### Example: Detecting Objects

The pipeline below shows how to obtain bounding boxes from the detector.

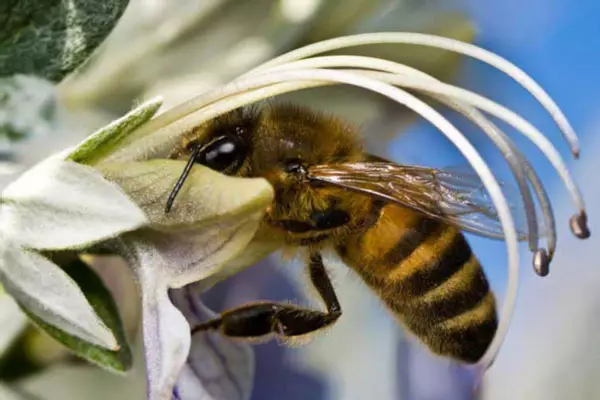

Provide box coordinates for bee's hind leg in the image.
[191,253,342,338]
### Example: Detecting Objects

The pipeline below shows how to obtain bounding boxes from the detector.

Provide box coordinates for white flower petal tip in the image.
[110,32,587,373]
[172,285,254,400]
[0,241,118,350]
[0,154,149,250]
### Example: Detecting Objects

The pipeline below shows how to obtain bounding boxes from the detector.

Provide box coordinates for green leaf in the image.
[21,257,132,373]
[0,0,130,82]
[67,97,162,165]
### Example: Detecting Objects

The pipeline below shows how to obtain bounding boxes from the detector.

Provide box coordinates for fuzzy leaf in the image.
[0,0,130,82]
[67,97,163,165]
[22,258,132,372]
[0,153,148,250]
[0,241,117,350]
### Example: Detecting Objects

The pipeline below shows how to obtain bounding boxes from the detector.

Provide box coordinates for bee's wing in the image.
[308,161,535,241]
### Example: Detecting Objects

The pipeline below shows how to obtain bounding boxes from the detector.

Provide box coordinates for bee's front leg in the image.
[192,253,342,338]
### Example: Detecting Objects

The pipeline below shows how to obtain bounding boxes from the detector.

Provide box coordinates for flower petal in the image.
[0,154,148,250]
[23,258,133,372]
[0,241,117,350]
[137,274,190,400]
[116,161,271,399]
[171,285,254,400]
[98,160,273,230]
[123,215,263,399]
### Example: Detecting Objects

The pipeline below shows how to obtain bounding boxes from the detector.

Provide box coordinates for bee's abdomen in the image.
[337,205,497,363]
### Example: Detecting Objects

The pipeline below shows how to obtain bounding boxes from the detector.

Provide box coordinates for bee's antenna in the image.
[165,146,201,213]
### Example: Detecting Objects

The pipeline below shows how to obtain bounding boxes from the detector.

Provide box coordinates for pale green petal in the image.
[0,154,148,250]
[0,241,117,350]
[98,160,273,231]
[111,159,273,399]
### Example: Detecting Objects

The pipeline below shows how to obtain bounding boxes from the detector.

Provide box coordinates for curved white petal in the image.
[171,285,254,400]
[123,217,260,400]
[117,162,271,399]
[138,276,190,400]
[0,240,118,350]
[0,154,148,250]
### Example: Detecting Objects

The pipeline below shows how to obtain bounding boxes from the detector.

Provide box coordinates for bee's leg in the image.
[191,253,342,338]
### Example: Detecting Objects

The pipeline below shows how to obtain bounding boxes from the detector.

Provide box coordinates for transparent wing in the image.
[309,161,538,241]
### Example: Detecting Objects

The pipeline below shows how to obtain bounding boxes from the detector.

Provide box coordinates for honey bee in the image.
[166,104,524,363]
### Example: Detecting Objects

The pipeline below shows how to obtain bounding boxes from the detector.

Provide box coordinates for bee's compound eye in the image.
[198,135,246,172]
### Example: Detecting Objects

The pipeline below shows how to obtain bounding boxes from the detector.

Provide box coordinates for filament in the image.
[257,55,584,218]
[248,32,579,157]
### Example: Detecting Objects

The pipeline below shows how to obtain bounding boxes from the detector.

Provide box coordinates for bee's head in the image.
[170,104,370,244]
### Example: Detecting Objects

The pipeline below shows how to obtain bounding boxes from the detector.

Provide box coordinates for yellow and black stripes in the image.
[383,217,443,267]
[336,204,497,363]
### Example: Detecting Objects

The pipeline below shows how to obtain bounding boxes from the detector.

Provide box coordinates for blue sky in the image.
[390,0,600,287]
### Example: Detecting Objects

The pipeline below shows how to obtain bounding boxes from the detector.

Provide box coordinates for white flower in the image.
[0,97,273,398]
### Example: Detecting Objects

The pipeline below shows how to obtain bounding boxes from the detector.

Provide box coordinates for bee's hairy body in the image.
[171,104,497,363]
[337,205,497,362]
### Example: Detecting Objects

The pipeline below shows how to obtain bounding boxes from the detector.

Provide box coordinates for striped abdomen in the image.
[336,204,497,363]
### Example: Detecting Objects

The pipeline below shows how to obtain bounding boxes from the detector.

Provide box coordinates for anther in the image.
[532,249,550,277]
[569,211,591,239]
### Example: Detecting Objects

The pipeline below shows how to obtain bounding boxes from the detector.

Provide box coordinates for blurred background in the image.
[1,0,599,399]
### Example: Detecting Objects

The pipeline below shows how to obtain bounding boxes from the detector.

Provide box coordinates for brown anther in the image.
[533,249,550,277]
[569,211,591,239]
